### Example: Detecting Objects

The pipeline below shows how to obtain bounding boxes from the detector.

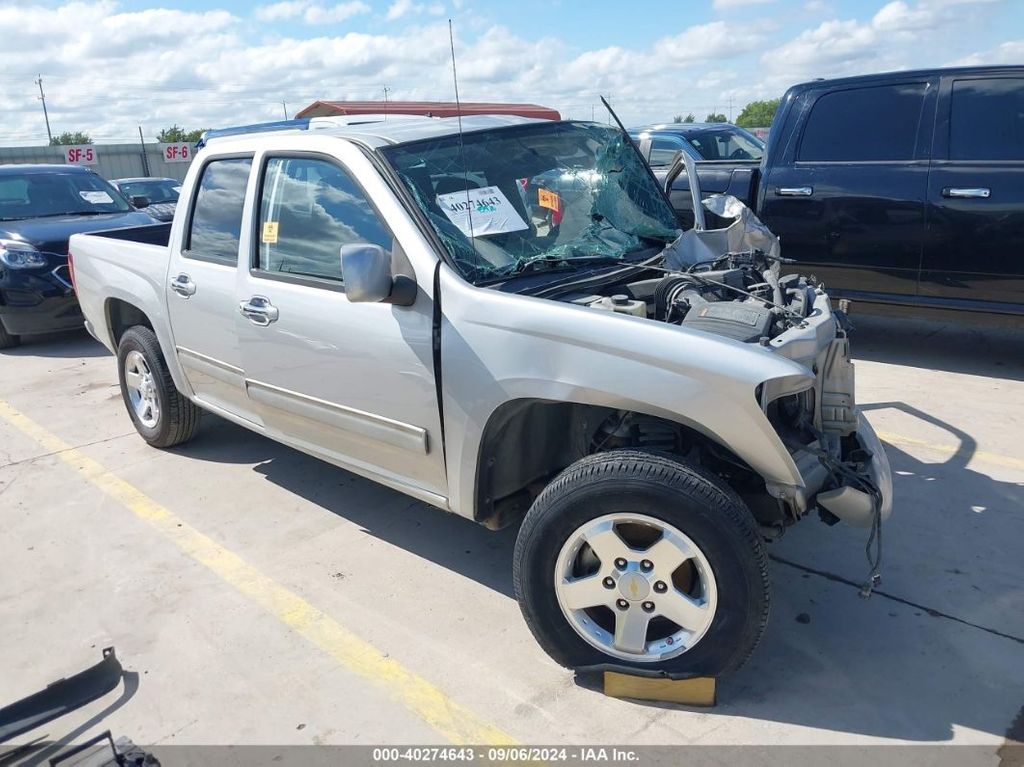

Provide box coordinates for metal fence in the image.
[0,143,193,181]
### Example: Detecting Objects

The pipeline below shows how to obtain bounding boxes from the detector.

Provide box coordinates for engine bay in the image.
[563,249,821,346]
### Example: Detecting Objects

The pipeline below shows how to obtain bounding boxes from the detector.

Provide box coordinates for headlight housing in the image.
[0,239,47,269]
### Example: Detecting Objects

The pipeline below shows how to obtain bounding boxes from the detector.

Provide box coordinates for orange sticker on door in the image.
[538,188,561,213]
[262,221,279,244]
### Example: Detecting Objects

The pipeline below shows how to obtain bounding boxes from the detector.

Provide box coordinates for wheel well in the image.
[473,399,777,530]
[106,298,153,344]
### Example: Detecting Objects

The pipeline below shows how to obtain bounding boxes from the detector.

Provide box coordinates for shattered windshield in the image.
[380,122,680,284]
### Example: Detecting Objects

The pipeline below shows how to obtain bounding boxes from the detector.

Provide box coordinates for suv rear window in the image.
[950,78,1024,161]
[799,83,927,162]
[186,157,252,264]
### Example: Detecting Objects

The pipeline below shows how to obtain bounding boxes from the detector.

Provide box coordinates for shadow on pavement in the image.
[850,314,1024,381]
[0,330,108,360]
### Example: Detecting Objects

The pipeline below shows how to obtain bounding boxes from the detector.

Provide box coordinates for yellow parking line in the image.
[877,430,1024,472]
[0,399,516,746]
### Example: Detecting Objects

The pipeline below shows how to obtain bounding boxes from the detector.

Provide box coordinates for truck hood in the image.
[0,210,155,255]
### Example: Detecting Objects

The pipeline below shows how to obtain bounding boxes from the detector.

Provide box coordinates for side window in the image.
[256,157,392,283]
[186,157,252,264]
[649,137,685,166]
[950,78,1024,161]
[798,83,927,162]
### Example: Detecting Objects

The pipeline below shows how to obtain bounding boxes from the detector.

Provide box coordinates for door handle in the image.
[169,273,195,297]
[942,187,990,199]
[777,186,813,197]
[239,296,279,326]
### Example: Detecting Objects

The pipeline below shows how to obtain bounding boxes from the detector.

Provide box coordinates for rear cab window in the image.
[949,77,1024,161]
[798,83,929,162]
[253,155,393,287]
[185,157,253,265]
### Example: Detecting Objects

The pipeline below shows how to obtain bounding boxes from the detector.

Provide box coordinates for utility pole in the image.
[383,84,390,121]
[281,101,288,120]
[138,126,151,176]
[35,74,52,145]
[728,96,734,122]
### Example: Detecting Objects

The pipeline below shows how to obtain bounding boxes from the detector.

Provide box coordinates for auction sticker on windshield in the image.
[79,191,113,204]
[436,185,528,238]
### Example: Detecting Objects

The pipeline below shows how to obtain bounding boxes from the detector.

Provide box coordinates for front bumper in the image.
[812,412,894,528]
[0,261,83,336]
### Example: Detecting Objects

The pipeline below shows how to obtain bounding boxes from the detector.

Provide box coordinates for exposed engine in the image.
[566,248,873,532]
[572,249,820,347]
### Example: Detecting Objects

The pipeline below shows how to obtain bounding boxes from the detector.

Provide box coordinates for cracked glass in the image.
[381,122,680,285]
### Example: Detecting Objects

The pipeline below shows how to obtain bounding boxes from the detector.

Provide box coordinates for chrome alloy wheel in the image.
[124,350,160,429]
[554,513,718,663]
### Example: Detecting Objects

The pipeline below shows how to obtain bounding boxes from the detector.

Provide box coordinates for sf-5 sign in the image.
[160,143,192,163]
[65,145,97,165]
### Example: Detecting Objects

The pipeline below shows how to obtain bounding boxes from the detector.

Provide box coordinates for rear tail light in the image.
[67,250,77,293]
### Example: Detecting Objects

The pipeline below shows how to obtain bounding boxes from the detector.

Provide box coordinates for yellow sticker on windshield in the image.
[538,188,561,213]
[262,221,279,244]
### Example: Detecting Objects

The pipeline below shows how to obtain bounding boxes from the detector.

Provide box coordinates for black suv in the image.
[0,164,155,348]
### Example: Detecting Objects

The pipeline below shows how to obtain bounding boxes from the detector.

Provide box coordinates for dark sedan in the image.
[110,176,181,222]
[0,164,155,348]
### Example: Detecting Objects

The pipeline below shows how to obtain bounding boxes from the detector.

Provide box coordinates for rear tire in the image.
[0,319,20,349]
[513,450,770,677]
[117,325,200,448]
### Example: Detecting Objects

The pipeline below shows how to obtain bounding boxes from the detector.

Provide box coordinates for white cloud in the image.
[303,1,371,23]
[654,20,767,62]
[949,38,1024,66]
[254,1,306,20]
[385,0,444,20]
[0,0,1013,144]
[254,0,369,23]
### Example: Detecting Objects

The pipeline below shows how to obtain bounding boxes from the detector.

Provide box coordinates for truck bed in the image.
[69,224,174,355]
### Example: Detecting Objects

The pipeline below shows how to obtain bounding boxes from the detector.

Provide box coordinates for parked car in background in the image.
[70,115,892,678]
[630,122,765,165]
[111,177,181,222]
[0,164,155,348]
[648,66,1024,320]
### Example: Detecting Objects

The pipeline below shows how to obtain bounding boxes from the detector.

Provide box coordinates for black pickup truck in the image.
[638,66,1024,320]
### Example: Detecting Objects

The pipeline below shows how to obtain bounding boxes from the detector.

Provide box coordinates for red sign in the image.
[160,142,191,163]
[65,145,97,165]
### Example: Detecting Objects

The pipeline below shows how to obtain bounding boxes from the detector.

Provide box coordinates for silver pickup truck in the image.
[69,116,892,678]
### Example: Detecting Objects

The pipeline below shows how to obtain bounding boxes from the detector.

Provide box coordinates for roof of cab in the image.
[202,114,549,152]
[0,164,94,175]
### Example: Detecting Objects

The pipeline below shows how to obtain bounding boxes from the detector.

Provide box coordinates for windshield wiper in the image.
[479,255,627,286]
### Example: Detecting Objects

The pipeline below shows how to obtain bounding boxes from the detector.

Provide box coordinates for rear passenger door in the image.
[922,74,1024,313]
[235,149,447,502]
[760,80,937,302]
[166,154,262,425]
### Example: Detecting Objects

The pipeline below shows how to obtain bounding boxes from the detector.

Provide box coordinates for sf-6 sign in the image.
[160,142,192,163]
[65,145,97,165]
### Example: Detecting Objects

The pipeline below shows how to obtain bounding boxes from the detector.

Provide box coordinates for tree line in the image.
[48,125,208,146]
[672,98,780,128]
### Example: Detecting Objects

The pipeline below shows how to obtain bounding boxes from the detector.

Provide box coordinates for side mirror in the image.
[130,195,151,208]
[341,243,418,306]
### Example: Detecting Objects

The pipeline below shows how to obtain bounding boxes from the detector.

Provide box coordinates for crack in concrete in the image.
[0,432,135,471]
[769,554,1024,645]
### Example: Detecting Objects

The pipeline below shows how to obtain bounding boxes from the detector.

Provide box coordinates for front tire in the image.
[513,450,770,677]
[117,325,200,448]
[0,318,20,349]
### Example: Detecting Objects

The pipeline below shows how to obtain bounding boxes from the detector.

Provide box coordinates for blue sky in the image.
[1,0,1021,143]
